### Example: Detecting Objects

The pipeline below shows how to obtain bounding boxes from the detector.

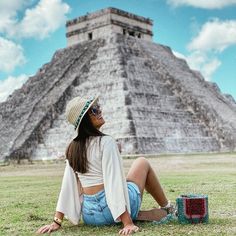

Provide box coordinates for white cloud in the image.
[186,51,221,80]
[172,50,187,60]
[175,19,236,81]
[0,74,28,102]
[167,0,236,9]
[0,37,26,72]
[0,0,70,39]
[201,58,221,80]
[188,19,236,52]
[0,0,28,10]
[0,0,29,33]
[173,50,221,81]
[185,50,206,68]
[17,0,70,39]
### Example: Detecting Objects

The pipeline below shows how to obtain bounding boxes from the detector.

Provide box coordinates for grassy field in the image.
[0,153,236,236]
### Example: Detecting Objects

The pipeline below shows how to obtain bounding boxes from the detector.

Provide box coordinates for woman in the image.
[37,96,174,235]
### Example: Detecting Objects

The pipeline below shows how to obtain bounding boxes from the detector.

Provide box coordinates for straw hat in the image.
[65,96,98,131]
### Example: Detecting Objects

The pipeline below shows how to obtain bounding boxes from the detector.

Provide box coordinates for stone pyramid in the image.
[0,8,236,162]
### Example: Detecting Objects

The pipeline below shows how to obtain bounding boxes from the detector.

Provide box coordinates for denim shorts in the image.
[82,182,141,226]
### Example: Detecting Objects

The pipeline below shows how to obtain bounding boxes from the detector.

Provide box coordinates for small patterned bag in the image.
[176,194,209,224]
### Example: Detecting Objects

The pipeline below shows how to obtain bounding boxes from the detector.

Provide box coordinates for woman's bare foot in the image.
[137,208,167,221]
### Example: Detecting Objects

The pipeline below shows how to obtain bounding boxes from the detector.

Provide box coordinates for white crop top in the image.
[56,135,131,224]
[76,137,104,187]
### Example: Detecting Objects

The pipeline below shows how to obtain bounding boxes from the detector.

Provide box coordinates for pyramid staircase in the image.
[0,34,236,161]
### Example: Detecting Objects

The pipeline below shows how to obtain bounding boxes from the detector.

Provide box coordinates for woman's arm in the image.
[102,138,130,220]
[36,160,81,234]
[119,210,139,235]
[36,211,64,234]
[102,137,139,234]
[56,160,82,224]
[120,209,132,225]
[54,211,64,225]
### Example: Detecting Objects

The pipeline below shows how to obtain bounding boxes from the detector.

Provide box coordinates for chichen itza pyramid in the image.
[0,7,236,162]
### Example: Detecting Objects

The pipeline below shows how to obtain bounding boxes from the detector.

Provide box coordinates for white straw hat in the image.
[65,96,98,131]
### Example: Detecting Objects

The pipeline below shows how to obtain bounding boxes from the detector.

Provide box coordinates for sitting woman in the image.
[37,96,174,235]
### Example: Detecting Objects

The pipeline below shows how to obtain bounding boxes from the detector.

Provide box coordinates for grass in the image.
[0,153,236,235]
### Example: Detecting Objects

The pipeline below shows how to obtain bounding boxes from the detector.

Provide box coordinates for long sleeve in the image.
[102,137,130,222]
[56,159,82,225]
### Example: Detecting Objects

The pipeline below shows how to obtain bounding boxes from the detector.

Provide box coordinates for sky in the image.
[0,0,236,102]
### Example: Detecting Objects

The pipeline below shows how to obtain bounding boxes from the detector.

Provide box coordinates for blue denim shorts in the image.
[82,182,141,226]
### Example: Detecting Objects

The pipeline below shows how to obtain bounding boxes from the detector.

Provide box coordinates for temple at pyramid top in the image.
[66,7,153,46]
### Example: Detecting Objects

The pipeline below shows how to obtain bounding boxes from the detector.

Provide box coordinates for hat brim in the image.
[75,95,99,133]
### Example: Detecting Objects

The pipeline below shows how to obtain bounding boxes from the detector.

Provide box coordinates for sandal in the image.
[152,201,177,225]
[152,213,174,225]
[160,201,176,215]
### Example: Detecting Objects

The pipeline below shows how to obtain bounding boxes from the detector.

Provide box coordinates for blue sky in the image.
[0,0,236,102]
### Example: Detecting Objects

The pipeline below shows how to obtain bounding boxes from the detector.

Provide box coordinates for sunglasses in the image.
[89,103,101,116]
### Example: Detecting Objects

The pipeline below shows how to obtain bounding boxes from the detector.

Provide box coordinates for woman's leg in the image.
[126,157,170,221]
[126,157,168,205]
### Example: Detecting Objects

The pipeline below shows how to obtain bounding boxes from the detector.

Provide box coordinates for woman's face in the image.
[88,102,105,129]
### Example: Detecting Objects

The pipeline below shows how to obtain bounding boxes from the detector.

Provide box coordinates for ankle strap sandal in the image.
[160,201,176,215]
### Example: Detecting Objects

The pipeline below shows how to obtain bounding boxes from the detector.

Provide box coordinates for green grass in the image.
[0,154,236,235]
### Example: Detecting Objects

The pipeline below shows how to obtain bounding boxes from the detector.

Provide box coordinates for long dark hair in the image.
[66,112,105,173]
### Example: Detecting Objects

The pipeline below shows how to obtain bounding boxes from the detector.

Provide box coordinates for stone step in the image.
[134,121,208,137]
[126,80,173,96]
[127,92,181,104]
[31,107,73,160]
[117,136,220,154]
[104,119,209,138]
[32,145,66,160]
[130,108,197,123]
[138,137,220,153]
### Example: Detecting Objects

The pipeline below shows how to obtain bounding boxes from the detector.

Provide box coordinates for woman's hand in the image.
[119,224,139,235]
[36,222,60,234]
